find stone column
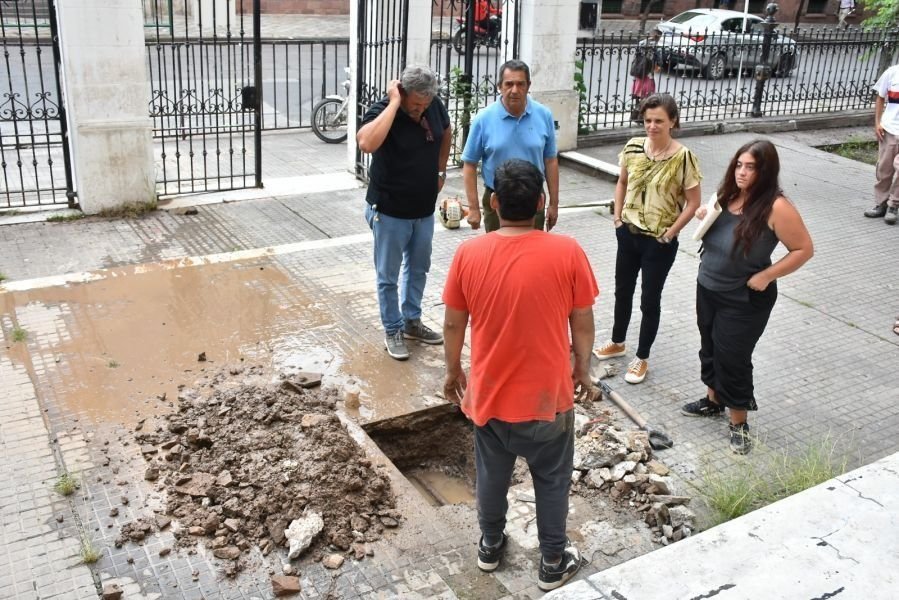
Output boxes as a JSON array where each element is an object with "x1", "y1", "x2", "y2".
[
  {"x1": 55, "y1": 0, "x2": 155, "y2": 213},
  {"x1": 406, "y1": 0, "x2": 434, "y2": 69},
  {"x1": 519, "y1": 0, "x2": 581, "y2": 151}
]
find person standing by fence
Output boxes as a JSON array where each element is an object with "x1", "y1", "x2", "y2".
[
  {"x1": 356, "y1": 65, "x2": 452, "y2": 361},
  {"x1": 629, "y1": 28, "x2": 661, "y2": 124},
  {"x1": 864, "y1": 62, "x2": 899, "y2": 225},
  {"x1": 594, "y1": 94, "x2": 701, "y2": 385},
  {"x1": 838, "y1": 0, "x2": 855, "y2": 29}
]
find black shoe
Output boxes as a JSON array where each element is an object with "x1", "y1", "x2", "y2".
[
  {"x1": 681, "y1": 396, "x2": 725, "y2": 418},
  {"x1": 864, "y1": 203, "x2": 887, "y2": 218},
  {"x1": 537, "y1": 541, "x2": 583, "y2": 592},
  {"x1": 729, "y1": 422, "x2": 752, "y2": 455},
  {"x1": 476, "y1": 533, "x2": 507, "y2": 572}
]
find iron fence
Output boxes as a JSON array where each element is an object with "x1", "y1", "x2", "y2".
[
  {"x1": 145, "y1": 0, "x2": 261, "y2": 197},
  {"x1": 575, "y1": 27, "x2": 899, "y2": 132},
  {"x1": 0, "y1": 0, "x2": 74, "y2": 209}
]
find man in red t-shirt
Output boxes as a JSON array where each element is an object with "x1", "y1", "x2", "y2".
[{"x1": 442, "y1": 159, "x2": 598, "y2": 592}]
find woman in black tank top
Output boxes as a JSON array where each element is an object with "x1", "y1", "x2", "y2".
[{"x1": 681, "y1": 140, "x2": 814, "y2": 455}]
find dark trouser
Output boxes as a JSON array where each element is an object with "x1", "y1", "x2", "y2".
[
  {"x1": 612, "y1": 225, "x2": 679, "y2": 359},
  {"x1": 475, "y1": 410, "x2": 574, "y2": 561},
  {"x1": 482, "y1": 186, "x2": 545, "y2": 233},
  {"x1": 697, "y1": 282, "x2": 777, "y2": 411}
]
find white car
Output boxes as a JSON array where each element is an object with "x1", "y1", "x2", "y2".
[{"x1": 655, "y1": 9, "x2": 798, "y2": 80}]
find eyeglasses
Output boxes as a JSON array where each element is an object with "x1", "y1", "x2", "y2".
[{"x1": 420, "y1": 116, "x2": 434, "y2": 143}]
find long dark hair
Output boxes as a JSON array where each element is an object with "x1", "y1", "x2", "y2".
[{"x1": 717, "y1": 139, "x2": 781, "y2": 257}]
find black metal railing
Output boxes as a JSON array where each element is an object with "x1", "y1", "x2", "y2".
[
  {"x1": 355, "y1": 0, "x2": 409, "y2": 180},
  {"x1": 0, "y1": 0, "x2": 74, "y2": 208},
  {"x1": 145, "y1": 0, "x2": 261, "y2": 197},
  {"x1": 575, "y1": 27, "x2": 899, "y2": 132}
]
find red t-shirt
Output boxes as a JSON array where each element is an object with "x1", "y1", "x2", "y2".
[{"x1": 443, "y1": 231, "x2": 599, "y2": 426}]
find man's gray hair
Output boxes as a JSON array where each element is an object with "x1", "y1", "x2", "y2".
[{"x1": 400, "y1": 65, "x2": 439, "y2": 97}]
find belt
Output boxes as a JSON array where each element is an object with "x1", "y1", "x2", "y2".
[{"x1": 625, "y1": 223, "x2": 655, "y2": 237}]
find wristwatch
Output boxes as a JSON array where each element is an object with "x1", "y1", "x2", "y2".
[{"x1": 438, "y1": 172, "x2": 447, "y2": 181}]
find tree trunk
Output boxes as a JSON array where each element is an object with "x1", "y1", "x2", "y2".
[{"x1": 639, "y1": 0, "x2": 663, "y2": 35}]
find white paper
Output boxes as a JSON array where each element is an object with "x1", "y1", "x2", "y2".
[{"x1": 692, "y1": 193, "x2": 723, "y2": 241}]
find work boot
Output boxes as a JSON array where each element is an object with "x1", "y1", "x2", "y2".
[
  {"x1": 864, "y1": 203, "x2": 887, "y2": 218},
  {"x1": 885, "y1": 205, "x2": 898, "y2": 225},
  {"x1": 384, "y1": 330, "x2": 410, "y2": 361},
  {"x1": 593, "y1": 340, "x2": 626, "y2": 360},
  {"x1": 403, "y1": 319, "x2": 443, "y2": 345}
]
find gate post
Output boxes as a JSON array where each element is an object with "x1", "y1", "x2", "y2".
[
  {"x1": 519, "y1": 0, "x2": 581, "y2": 151},
  {"x1": 54, "y1": 0, "x2": 155, "y2": 213}
]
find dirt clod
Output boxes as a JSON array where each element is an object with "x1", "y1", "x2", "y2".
[{"x1": 270, "y1": 575, "x2": 301, "y2": 596}]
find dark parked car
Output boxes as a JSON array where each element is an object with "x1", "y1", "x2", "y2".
[{"x1": 655, "y1": 9, "x2": 798, "y2": 79}]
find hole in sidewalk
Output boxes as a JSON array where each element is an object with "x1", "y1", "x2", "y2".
[{"x1": 364, "y1": 405, "x2": 476, "y2": 507}]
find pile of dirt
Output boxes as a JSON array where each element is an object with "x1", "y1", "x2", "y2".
[
  {"x1": 572, "y1": 411, "x2": 696, "y2": 546},
  {"x1": 119, "y1": 367, "x2": 396, "y2": 575}
]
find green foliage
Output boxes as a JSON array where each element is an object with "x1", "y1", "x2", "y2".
[
  {"x1": 820, "y1": 138, "x2": 879, "y2": 166},
  {"x1": 96, "y1": 200, "x2": 158, "y2": 219},
  {"x1": 107, "y1": 359, "x2": 120, "y2": 368},
  {"x1": 0, "y1": 272, "x2": 6, "y2": 282},
  {"x1": 79, "y1": 537, "x2": 102, "y2": 564},
  {"x1": 11, "y1": 327, "x2": 27, "y2": 343},
  {"x1": 695, "y1": 435, "x2": 849, "y2": 527},
  {"x1": 573, "y1": 60, "x2": 596, "y2": 135},
  {"x1": 54, "y1": 472, "x2": 79, "y2": 496},
  {"x1": 861, "y1": 0, "x2": 899, "y2": 30}
]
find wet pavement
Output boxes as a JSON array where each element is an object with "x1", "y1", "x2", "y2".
[{"x1": 1, "y1": 126, "x2": 898, "y2": 599}]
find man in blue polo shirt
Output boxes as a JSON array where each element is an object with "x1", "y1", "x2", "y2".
[{"x1": 462, "y1": 59, "x2": 560, "y2": 232}]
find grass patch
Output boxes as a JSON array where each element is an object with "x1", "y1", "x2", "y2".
[
  {"x1": 96, "y1": 200, "x2": 158, "y2": 219},
  {"x1": 819, "y1": 138, "x2": 879, "y2": 166},
  {"x1": 696, "y1": 435, "x2": 849, "y2": 527},
  {"x1": 0, "y1": 209, "x2": 22, "y2": 217},
  {"x1": 107, "y1": 359, "x2": 120, "y2": 368},
  {"x1": 46, "y1": 212, "x2": 85, "y2": 223},
  {"x1": 79, "y1": 537, "x2": 102, "y2": 564},
  {"x1": 11, "y1": 326, "x2": 27, "y2": 342},
  {"x1": 53, "y1": 472, "x2": 79, "y2": 496},
  {"x1": 0, "y1": 272, "x2": 6, "y2": 282}
]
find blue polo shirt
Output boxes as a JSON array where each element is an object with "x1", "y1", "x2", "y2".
[{"x1": 461, "y1": 96, "x2": 557, "y2": 189}]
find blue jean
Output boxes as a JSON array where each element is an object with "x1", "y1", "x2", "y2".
[
  {"x1": 365, "y1": 203, "x2": 434, "y2": 333},
  {"x1": 475, "y1": 410, "x2": 575, "y2": 561}
]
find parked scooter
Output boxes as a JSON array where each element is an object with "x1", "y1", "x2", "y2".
[
  {"x1": 311, "y1": 67, "x2": 350, "y2": 144},
  {"x1": 452, "y1": 12, "x2": 502, "y2": 55}
]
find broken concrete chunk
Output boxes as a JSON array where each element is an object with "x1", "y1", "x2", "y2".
[
  {"x1": 285, "y1": 512, "x2": 324, "y2": 559},
  {"x1": 648, "y1": 494, "x2": 691, "y2": 506},
  {"x1": 224, "y1": 518, "x2": 240, "y2": 533},
  {"x1": 322, "y1": 554, "x2": 345, "y2": 569},
  {"x1": 144, "y1": 467, "x2": 160, "y2": 481},
  {"x1": 174, "y1": 472, "x2": 216, "y2": 497},
  {"x1": 646, "y1": 459, "x2": 670, "y2": 476},
  {"x1": 610, "y1": 460, "x2": 637, "y2": 481},
  {"x1": 379, "y1": 516, "x2": 399, "y2": 528},
  {"x1": 300, "y1": 414, "x2": 330, "y2": 428},
  {"x1": 668, "y1": 505, "x2": 696, "y2": 529},
  {"x1": 271, "y1": 575, "x2": 301, "y2": 596},
  {"x1": 212, "y1": 546, "x2": 240, "y2": 560},
  {"x1": 216, "y1": 470, "x2": 234, "y2": 487},
  {"x1": 155, "y1": 515, "x2": 172, "y2": 530},
  {"x1": 101, "y1": 582, "x2": 123, "y2": 600}
]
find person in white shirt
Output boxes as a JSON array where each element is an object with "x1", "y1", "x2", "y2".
[
  {"x1": 864, "y1": 64, "x2": 899, "y2": 225},
  {"x1": 838, "y1": 0, "x2": 855, "y2": 29}
]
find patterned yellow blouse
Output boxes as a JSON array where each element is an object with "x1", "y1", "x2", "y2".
[{"x1": 619, "y1": 137, "x2": 702, "y2": 237}]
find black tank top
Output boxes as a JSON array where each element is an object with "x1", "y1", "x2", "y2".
[{"x1": 698, "y1": 209, "x2": 779, "y2": 292}]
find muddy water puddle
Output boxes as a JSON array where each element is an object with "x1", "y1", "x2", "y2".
[
  {"x1": 0, "y1": 256, "x2": 449, "y2": 428},
  {"x1": 0, "y1": 259, "x2": 330, "y2": 424},
  {"x1": 407, "y1": 469, "x2": 476, "y2": 506}
]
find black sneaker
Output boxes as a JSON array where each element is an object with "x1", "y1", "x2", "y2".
[
  {"x1": 886, "y1": 206, "x2": 898, "y2": 225},
  {"x1": 537, "y1": 541, "x2": 583, "y2": 592},
  {"x1": 476, "y1": 533, "x2": 507, "y2": 572},
  {"x1": 864, "y1": 203, "x2": 887, "y2": 218},
  {"x1": 729, "y1": 422, "x2": 752, "y2": 455},
  {"x1": 681, "y1": 396, "x2": 725, "y2": 418},
  {"x1": 403, "y1": 318, "x2": 444, "y2": 345}
]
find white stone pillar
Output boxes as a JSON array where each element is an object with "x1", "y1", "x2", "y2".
[
  {"x1": 405, "y1": 0, "x2": 433, "y2": 69},
  {"x1": 519, "y1": 0, "x2": 581, "y2": 151},
  {"x1": 56, "y1": 0, "x2": 155, "y2": 213},
  {"x1": 347, "y1": 0, "x2": 360, "y2": 173}
]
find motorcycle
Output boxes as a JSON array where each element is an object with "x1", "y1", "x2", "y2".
[
  {"x1": 452, "y1": 13, "x2": 502, "y2": 55},
  {"x1": 311, "y1": 67, "x2": 350, "y2": 144}
]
